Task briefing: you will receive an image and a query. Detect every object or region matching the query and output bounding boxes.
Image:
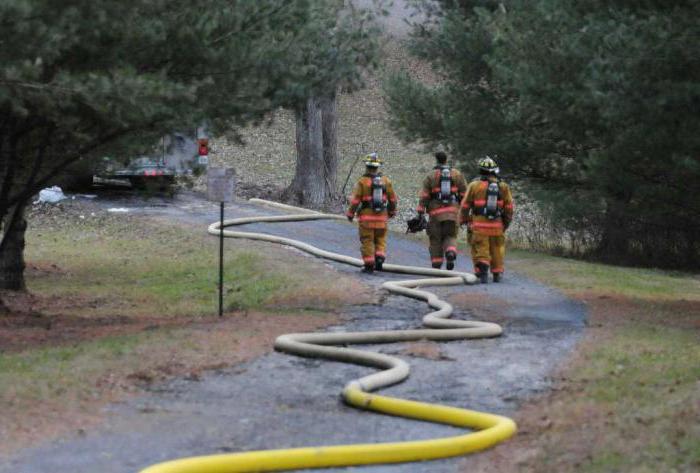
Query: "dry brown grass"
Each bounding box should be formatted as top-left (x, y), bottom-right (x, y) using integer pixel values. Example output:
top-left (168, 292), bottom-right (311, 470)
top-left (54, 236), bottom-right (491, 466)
top-left (460, 258), bottom-right (700, 473)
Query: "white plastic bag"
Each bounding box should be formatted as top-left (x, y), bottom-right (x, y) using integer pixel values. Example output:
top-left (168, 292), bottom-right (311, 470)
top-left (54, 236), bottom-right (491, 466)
top-left (37, 186), bottom-right (66, 204)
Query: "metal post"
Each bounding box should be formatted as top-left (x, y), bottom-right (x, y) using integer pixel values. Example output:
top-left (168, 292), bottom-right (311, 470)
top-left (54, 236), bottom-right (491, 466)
top-left (207, 167), bottom-right (233, 317)
top-left (219, 201), bottom-right (224, 317)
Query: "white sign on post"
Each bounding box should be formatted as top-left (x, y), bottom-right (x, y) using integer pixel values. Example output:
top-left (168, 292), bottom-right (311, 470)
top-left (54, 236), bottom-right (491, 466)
top-left (207, 167), bottom-right (235, 202)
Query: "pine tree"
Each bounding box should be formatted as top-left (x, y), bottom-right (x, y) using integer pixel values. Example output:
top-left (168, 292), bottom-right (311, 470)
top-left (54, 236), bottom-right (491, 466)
top-left (385, 0), bottom-right (700, 267)
top-left (0, 0), bottom-right (381, 290)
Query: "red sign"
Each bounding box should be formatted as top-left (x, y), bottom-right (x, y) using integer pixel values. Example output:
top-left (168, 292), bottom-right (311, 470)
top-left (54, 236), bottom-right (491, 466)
top-left (198, 138), bottom-right (209, 156)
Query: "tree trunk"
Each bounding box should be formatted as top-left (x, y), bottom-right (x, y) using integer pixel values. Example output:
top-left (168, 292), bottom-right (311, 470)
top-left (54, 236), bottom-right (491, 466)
top-left (305, 96), bottom-right (326, 206)
top-left (320, 91), bottom-right (339, 199)
top-left (0, 203), bottom-right (27, 291)
top-left (285, 93), bottom-right (339, 208)
top-left (288, 104), bottom-right (311, 195)
top-left (286, 97), bottom-right (323, 205)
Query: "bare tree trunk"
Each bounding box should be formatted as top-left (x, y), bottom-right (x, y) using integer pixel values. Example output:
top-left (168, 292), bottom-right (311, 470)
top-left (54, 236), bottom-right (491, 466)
top-left (285, 93), bottom-right (340, 208)
top-left (288, 105), bottom-right (310, 196)
top-left (305, 96), bottom-right (325, 206)
top-left (320, 91), bottom-right (339, 200)
top-left (0, 203), bottom-right (27, 291)
top-left (285, 96), bottom-right (327, 207)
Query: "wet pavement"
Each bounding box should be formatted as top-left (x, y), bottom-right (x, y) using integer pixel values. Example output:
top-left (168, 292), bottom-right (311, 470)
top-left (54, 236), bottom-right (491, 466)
top-left (3, 191), bottom-right (586, 473)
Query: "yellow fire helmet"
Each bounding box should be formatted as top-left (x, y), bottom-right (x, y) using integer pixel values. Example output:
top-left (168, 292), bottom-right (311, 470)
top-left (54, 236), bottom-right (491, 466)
top-left (363, 152), bottom-right (382, 168)
top-left (478, 156), bottom-right (499, 174)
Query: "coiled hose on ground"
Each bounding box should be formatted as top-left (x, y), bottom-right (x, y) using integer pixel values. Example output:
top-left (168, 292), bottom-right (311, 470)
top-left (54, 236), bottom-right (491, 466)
top-left (140, 199), bottom-right (516, 473)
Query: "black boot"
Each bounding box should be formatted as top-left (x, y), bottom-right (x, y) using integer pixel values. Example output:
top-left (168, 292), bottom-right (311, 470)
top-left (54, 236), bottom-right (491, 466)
top-left (375, 255), bottom-right (385, 271)
top-left (432, 261), bottom-right (442, 269)
top-left (362, 263), bottom-right (374, 274)
top-left (493, 272), bottom-right (502, 283)
top-left (476, 262), bottom-right (489, 284)
top-left (445, 251), bottom-right (456, 271)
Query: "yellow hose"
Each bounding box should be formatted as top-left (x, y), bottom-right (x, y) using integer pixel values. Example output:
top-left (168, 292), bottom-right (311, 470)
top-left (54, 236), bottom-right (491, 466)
top-left (140, 199), bottom-right (516, 473)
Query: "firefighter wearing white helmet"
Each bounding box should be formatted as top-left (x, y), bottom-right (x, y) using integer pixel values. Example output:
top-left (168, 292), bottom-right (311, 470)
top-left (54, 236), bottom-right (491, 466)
top-left (346, 153), bottom-right (398, 273)
top-left (460, 156), bottom-right (514, 283)
top-left (415, 151), bottom-right (468, 270)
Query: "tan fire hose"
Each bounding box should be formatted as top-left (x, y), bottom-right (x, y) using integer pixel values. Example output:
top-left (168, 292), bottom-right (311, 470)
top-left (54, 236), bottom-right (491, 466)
top-left (140, 199), bottom-right (516, 473)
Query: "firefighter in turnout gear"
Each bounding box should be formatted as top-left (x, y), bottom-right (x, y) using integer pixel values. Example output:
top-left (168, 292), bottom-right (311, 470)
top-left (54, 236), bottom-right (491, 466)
top-left (416, 151), bottom-right (468, 270)
top-left (346, 153), bottom-right (398, 273)
top-left (460, 156), bottom-right (514, 283)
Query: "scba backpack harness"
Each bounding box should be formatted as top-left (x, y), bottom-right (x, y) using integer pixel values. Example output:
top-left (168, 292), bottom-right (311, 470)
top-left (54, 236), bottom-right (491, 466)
top-left (434, 167), bottom-right (458, 204)
top-left (477, 179), bottom-right (502, 220)
top-left (370, 175), bottom-right (387, 212)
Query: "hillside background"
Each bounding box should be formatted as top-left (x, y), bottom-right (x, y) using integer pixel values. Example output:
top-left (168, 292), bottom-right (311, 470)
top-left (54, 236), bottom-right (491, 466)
top-left (198, 1), bottom-right (539, 246)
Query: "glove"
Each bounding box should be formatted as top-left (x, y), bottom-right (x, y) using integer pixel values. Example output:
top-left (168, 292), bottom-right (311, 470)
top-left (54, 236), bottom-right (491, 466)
top-left (406, 214), bottom-right (428, 233)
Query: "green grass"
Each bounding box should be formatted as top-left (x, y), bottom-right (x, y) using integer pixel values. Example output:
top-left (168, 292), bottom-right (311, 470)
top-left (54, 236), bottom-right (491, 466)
top-left (509, 248), bottom-right (700, 301)
top-left (0, 333), bottom-right (148, 405)
top-left (579, 452), bottom-right (627, 473)
top-left (1, 322), bottom-right (278, 413)
top-left (574, 323), bottom-right (700, 471)
top-left (582, 323), bottom-right (698, 405)
top-left (25, 219), bottom-right (304, 316)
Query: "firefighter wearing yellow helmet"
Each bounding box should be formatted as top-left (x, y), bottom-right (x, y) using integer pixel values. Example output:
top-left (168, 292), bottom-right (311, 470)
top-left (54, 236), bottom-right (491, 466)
top-left (346, 153), bottom-right (398, 273)
top-left (460, 156), bottom-right (514, 283)
top-left (416, 151), bottom-right (468, 270)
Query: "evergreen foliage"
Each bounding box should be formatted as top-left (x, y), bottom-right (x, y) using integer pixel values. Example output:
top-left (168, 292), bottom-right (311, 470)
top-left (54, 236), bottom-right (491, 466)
top-left (0, 0), bottom-right (381, 289)
top-left (387, 0), bottom-right (700, 268)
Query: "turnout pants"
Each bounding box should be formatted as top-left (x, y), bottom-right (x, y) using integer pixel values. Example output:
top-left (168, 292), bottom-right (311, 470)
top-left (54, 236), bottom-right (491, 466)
top-left (359, 226), bottom-right (387, 266)
top-left (427, 219), bottom-right (458, 266)
top-left (469, 232), bottom-right (505, 274)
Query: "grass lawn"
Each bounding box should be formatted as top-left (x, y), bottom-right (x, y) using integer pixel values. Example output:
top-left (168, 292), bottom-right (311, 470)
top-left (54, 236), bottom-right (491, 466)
top-left (25, 214), bottom-right (366, 317)
top-left (510, 249), bottom-right (700, 302)
top-left (465, 251), bottom-right (700, 473)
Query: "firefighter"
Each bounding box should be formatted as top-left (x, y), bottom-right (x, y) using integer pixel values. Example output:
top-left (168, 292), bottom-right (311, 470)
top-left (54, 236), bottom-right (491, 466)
top-left (346, 153), bottom-right (398, 273)
top-left (460, 156), bottom-right (514, 283)
top-left (416, 151), bottom-right (468, 270)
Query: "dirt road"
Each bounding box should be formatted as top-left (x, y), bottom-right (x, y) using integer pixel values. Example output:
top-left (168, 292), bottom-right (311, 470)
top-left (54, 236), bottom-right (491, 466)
top-left (2, 192), bottom-right (585, 473)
